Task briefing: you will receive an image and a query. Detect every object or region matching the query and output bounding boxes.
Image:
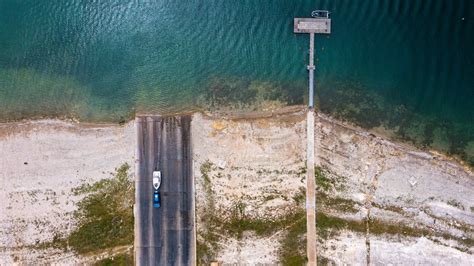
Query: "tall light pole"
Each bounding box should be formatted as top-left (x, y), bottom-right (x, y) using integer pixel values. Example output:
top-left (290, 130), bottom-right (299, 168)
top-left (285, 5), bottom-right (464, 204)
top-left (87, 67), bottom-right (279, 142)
top-left (294, 11), bottom-right (331, 265)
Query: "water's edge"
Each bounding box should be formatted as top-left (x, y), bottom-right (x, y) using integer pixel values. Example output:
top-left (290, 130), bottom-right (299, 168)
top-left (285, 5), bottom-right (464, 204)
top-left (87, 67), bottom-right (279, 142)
top-left (2, 106), bottom-right (472, 171)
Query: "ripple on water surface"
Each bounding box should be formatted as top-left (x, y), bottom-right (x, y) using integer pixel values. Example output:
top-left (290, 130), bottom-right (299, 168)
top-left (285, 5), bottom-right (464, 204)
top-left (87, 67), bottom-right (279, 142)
top-left (0, 0), bottom-right (472, 162)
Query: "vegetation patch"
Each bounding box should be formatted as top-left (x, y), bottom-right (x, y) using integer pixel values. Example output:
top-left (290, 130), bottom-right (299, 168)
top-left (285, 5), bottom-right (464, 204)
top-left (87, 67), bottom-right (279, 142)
top-left (317, 166), bottom-right (348, 192)
top-left (297, 165), bottom-right (347, 192)
top-left (317, 256), bottom-right (333, 265)
top-left (94, 252), bottom-right (133, 266)
top-left (316, 167), bottom-right (333, 192)
top-left (318, 192), bottom-right (359, 214)
top-left (292, 187), bottom-right (306, 205)
top-left (222, 203), bottom-right (304, 239)
top-left (317, 212), bottom-right (424, 239)
top-left (197, 160), bottom-right (220, 265)
top-left (447, 199), bottom-right (465, 211)
top-left (263, 194), bottom-right (279, 202)
top-left (317, 212), bottom-right (473, 249)
top-left (68, 163), bottom-right (134, 254)
top-left (200, 160), bottom-right (213, 185)
top-left (278, 210), bottom-right (307, 266)
top-left (35, 233), bottom-right (68, 251)
top-left (32, 164), bottom-right (134, 259)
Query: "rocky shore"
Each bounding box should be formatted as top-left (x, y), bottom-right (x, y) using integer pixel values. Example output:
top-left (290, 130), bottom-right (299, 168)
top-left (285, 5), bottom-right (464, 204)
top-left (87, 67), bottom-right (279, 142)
top-left (193, 107), bottom-right (473, 265)
top-left (0, 107), bottom-right (472, 264)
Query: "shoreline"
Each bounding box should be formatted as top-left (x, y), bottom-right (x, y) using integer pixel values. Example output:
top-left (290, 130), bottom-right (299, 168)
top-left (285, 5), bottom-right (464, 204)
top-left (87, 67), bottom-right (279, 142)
top-left (1, 105), bottom-right (471, 172)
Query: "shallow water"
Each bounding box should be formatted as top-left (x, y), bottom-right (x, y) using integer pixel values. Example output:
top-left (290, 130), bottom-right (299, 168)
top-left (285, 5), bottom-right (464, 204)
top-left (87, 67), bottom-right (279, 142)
top-left (0, 0), bottom-right (473, 162)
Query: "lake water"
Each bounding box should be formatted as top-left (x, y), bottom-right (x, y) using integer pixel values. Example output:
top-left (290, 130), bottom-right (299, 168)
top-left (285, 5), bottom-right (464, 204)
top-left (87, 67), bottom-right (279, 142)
top-left (0, 0), bottom-right (473, 163)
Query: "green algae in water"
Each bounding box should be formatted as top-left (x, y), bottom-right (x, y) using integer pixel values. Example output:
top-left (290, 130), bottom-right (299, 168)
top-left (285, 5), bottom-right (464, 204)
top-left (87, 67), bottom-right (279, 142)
top-left (316, 79), bottom-right (474, 166)
top-left (0, 69), bottom-right (91, 121)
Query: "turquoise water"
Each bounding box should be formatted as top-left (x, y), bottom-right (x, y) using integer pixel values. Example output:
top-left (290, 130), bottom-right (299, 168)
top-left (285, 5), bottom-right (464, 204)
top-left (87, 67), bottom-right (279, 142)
top-left (0, 0), bottom-right (473, 162)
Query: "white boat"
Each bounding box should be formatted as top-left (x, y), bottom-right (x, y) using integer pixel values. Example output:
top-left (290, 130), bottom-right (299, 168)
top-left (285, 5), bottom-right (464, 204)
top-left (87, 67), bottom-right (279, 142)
top-left (153, 170), bottom-right (161, 190)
